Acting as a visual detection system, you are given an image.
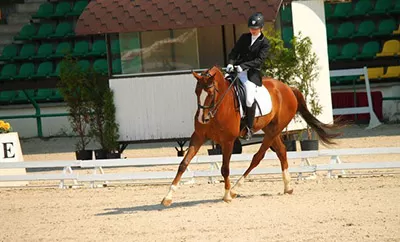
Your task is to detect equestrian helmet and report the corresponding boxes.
[248,13,264,29]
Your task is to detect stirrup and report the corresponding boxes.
[244,127,253,141]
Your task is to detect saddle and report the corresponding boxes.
[226,73,272,130]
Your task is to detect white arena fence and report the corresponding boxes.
[0,147,400,188]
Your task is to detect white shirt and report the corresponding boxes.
[250,33,261,46]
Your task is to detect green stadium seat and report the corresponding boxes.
[52,89,63,101]
[72,41,89,57]
[0,44,18,61]
[52,42,72,58]
[372,19,397,36]
[326,24,335,40]
[51,2,71,17]
[0,91,17,103]
[36,89,54,101]
[50,22,74,38]
[50,63,61,77]
[353,20,375,37]
[370,0,392,14]
[93,59,108,74]
[333,22,355,39]
[112,59,122,74]
[88,40,106,57]
[78,60,90,71]
[67,1,88,16]
[33,43,53,60]
[328,44,339,61]
[111,40,120,54]
[14,24,36,40]
[15,63,34,79]
[281,6,292,23]
[18,90,35,101]
[325,3,333,19]
[356,41,380,59]
[32,23,54,39]
[349,0,373,16]
[0,64,17,81]
[15,44,35,60]
[32,62,53,78]
[389,0,400,13]
[32,2,53,19]
[331,3,352,18]
[336,42,359,60]
[282,27,293,44]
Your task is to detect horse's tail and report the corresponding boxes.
[291,87,343,145]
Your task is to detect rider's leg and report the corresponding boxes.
[238,72,257,140]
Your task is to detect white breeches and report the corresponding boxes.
[238,71,257,107]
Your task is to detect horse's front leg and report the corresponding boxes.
[161,132,205,207]
[221,141,234,203]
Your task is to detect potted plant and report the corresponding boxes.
[58,56,92,160]
[263,27,298,151]
[292,33,323,151]
[85,69,121,159]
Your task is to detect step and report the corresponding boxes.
[25,0,47,3]
[0,37,14,46]
[0,24,24,35]
[15,3,42,13]
[7,13,32,25]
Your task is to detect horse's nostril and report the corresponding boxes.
[204,118,210,122]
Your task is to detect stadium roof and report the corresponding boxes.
[75,0,283,35]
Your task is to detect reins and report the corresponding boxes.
[209,74,238,118]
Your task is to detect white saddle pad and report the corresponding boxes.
[238,85,272,118]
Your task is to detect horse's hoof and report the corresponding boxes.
[161,197,173,207]
[230,190,238,199]
[223,197,232,203]
[284,189,294,195]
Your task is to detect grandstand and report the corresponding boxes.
[0,0,399,138]
[281,0,400,122]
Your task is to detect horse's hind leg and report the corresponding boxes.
[161,132,205,207]
[230,135,273,198]
[271,136,293,194]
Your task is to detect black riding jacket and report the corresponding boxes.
[228,33,270,86]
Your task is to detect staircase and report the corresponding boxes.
[0,0,46,53]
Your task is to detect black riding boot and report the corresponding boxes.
[244,102,257,141]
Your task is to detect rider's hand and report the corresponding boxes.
[226,64,234,73]
[236,65,243,73]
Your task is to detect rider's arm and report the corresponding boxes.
[239,39,270,70]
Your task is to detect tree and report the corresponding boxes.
[58,55,91,151]
[293,33,323,140]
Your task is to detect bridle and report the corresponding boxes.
[197,71,238,119]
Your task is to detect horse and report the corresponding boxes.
[161,66,341,207]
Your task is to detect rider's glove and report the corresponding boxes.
[236,65,243,73]
[226,64,234,73]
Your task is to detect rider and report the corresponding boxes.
[226,12,270,140]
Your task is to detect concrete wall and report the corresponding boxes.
[291,0,334,124]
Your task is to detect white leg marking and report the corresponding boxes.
[165,185,178,200]
[282,169,292,193]
[223,189,232,203]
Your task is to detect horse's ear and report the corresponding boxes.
[192,71,202,81]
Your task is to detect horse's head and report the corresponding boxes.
[192,66,224,124]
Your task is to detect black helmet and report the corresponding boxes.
[248,12,264,29]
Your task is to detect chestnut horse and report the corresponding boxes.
[161,66,340,206]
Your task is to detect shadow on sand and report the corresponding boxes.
[96,193,274,216]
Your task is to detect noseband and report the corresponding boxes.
[197,73,218,110]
